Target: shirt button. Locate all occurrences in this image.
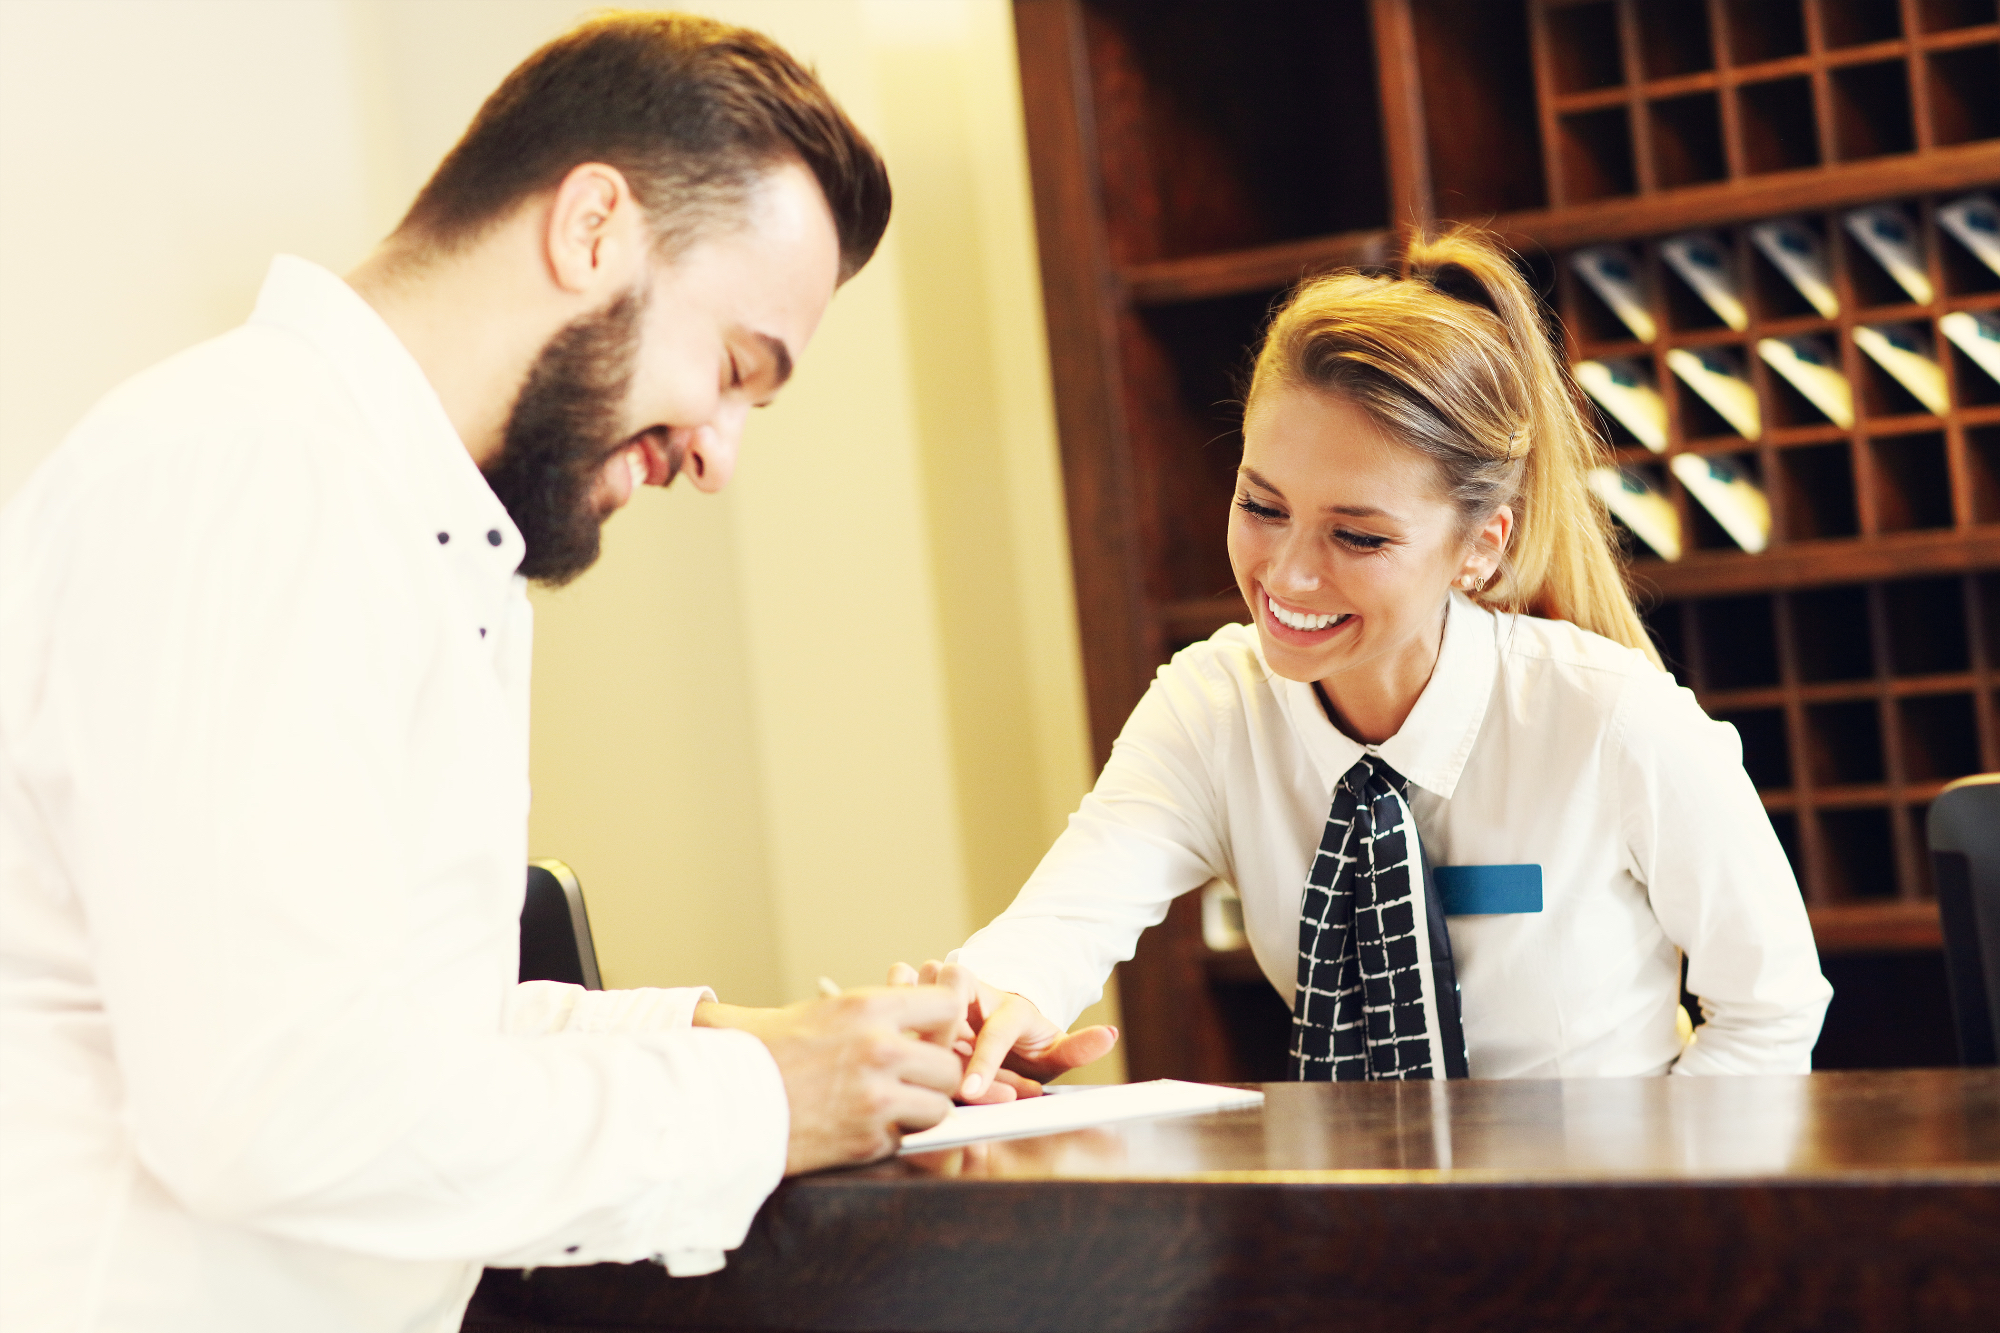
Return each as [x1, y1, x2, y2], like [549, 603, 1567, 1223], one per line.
[479, 627, 487, 639]
[436, 532, 449, 544]
[565, 1246, 580, 1254]
[487, 529, 502, 546]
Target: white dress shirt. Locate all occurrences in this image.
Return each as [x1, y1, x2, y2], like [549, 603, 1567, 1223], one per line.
[0, 257, 788, 1333]
[955, 595, 1832, 1078]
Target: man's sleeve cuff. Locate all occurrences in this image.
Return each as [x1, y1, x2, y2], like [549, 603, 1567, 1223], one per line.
[479, 1026, 787, 1273]
[635, 1026, 789, 1271]
[534, 1026, 788, 1271]
[505, 983, 719, 1036]
[569, 986, 718, 1033]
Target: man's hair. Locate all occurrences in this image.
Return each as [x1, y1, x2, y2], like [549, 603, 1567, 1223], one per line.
[396, 11, 890, 281]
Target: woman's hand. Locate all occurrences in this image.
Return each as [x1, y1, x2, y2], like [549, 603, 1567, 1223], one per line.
[885, 959, 1118, 1103]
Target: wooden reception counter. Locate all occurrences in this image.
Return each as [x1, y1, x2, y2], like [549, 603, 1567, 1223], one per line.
[463, 1070, 2000, 1333]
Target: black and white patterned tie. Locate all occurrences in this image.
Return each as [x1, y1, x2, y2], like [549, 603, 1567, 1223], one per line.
[1289, 755, 1468, 1081]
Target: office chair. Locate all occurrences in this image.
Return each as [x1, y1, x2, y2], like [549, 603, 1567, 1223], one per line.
[519, 859, 602, 989]
[1930, 774, 2000, 1066]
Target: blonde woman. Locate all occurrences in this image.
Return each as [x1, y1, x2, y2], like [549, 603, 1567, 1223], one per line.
[902, 227, 1831, 1096]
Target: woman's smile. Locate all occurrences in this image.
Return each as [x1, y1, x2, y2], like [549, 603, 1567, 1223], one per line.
[1261, 587, 1356, 642]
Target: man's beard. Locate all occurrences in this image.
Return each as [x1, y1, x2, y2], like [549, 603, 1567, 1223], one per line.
[482, 287, 647, 587]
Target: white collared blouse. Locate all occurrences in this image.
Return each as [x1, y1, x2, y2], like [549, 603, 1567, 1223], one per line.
[955, 594, 1832, 1078]
[0, 258, 787, 1333]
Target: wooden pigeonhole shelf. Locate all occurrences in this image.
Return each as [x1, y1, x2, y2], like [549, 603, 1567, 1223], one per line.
[1013, 0, 2000, 1082]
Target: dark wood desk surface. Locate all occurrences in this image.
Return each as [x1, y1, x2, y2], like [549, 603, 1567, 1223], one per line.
[465, 1070, 2000, 1333]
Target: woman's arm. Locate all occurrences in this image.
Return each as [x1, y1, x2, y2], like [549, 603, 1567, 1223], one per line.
[944, 648, 1241, 1071]
[1615, 674, 1833, 1074]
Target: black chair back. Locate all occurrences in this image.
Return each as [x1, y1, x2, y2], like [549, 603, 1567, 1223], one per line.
[1930, 775, 2000, 1066]
[519, 859, 602, 989]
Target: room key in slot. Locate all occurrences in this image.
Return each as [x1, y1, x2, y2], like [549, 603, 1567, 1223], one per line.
[1660, 232, 1748, 331]
[1571, 245, 1657, 342]
[1938, 193, 2000, 279]
[1843, 204, 1933, 305]
[1670, 454, 1770, 555]
[1758, 335, 1854, 428]
[1666, 347, 1761, 439]
[1853, 323, 1948, 416]
[1587, 466, 1682, 561]
[1748, 219, 1839, 318]
[1575, 359, 1668, 452]
[1940, 310, 2000, 387]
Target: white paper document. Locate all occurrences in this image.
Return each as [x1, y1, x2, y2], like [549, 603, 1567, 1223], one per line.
[1941, 310, 2000, 387]
[1661, 231, 1748, 331]
[1575, 358, 1669, 451]
[1588, 466, 1682, 561]
[1666, 346, 1762, 439]
[1844, 204, 1933, 305]
[1571, 244, 1657, 342]
[1938, 192, 2000, 278]
[1748, 218, 1839, 318]
[1853, 323, 1949, 415]
[1671, 453, 1771, 554]
[1758, 335, 1854, 428]
[898, 1079, 1265, 1154]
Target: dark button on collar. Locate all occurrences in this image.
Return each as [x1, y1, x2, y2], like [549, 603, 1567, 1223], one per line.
[486, 529, 502, 546]
[436, 532, 450, 544]
[478, 627, 487, 639]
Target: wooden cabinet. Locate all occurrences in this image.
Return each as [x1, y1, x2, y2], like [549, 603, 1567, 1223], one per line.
[1013, 0, 2000, 1081]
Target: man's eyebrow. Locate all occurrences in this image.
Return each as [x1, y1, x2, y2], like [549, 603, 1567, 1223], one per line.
[1238, 467, 1400, 521]
[757, 333, 794, 389]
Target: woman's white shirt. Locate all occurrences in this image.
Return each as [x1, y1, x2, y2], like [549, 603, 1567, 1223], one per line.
[953, 593, 1831, 1078]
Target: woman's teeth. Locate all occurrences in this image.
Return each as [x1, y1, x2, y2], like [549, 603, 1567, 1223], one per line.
[624, 447, 647, 492]
[1268, 595, 1348, 632]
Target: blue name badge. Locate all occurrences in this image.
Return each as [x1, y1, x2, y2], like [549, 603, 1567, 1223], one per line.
[1435, 864, 1543, 916]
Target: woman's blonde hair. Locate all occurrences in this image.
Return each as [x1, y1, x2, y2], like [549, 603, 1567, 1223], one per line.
[1245, 224, 1661, 668]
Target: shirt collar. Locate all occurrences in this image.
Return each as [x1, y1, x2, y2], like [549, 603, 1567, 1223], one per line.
[1264, 590, 1499, 801]
[246, 255, 524, 586]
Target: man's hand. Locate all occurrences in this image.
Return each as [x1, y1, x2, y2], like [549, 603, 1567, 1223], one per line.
[885, 960, 1117, 1103]
[695, 987, 967, 1175]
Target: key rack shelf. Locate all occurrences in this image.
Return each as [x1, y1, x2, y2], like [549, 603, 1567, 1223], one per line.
[1014, 0, 2000, 1082]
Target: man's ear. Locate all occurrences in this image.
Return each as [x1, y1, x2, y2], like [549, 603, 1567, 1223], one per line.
[544, 162, 643, 295]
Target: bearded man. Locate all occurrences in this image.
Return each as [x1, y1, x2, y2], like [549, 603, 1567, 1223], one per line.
[0, 14, 969, 1333]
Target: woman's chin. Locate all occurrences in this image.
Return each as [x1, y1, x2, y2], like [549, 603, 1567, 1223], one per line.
[1255, 622, 1342, 681]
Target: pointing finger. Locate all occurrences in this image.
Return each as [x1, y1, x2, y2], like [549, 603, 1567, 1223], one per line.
[961, 999, 1038, 1101]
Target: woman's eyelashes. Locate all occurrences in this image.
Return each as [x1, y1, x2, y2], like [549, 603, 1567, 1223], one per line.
[1236, 494, 1394, 552]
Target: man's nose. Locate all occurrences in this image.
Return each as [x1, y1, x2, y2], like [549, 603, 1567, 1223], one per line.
[680, 411, 743, 494]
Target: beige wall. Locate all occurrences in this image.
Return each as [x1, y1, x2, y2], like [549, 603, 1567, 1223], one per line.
[0, 0, 1123, 1077]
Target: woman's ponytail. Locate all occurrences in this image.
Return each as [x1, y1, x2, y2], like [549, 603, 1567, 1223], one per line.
[1249, 225, 1662, 668]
